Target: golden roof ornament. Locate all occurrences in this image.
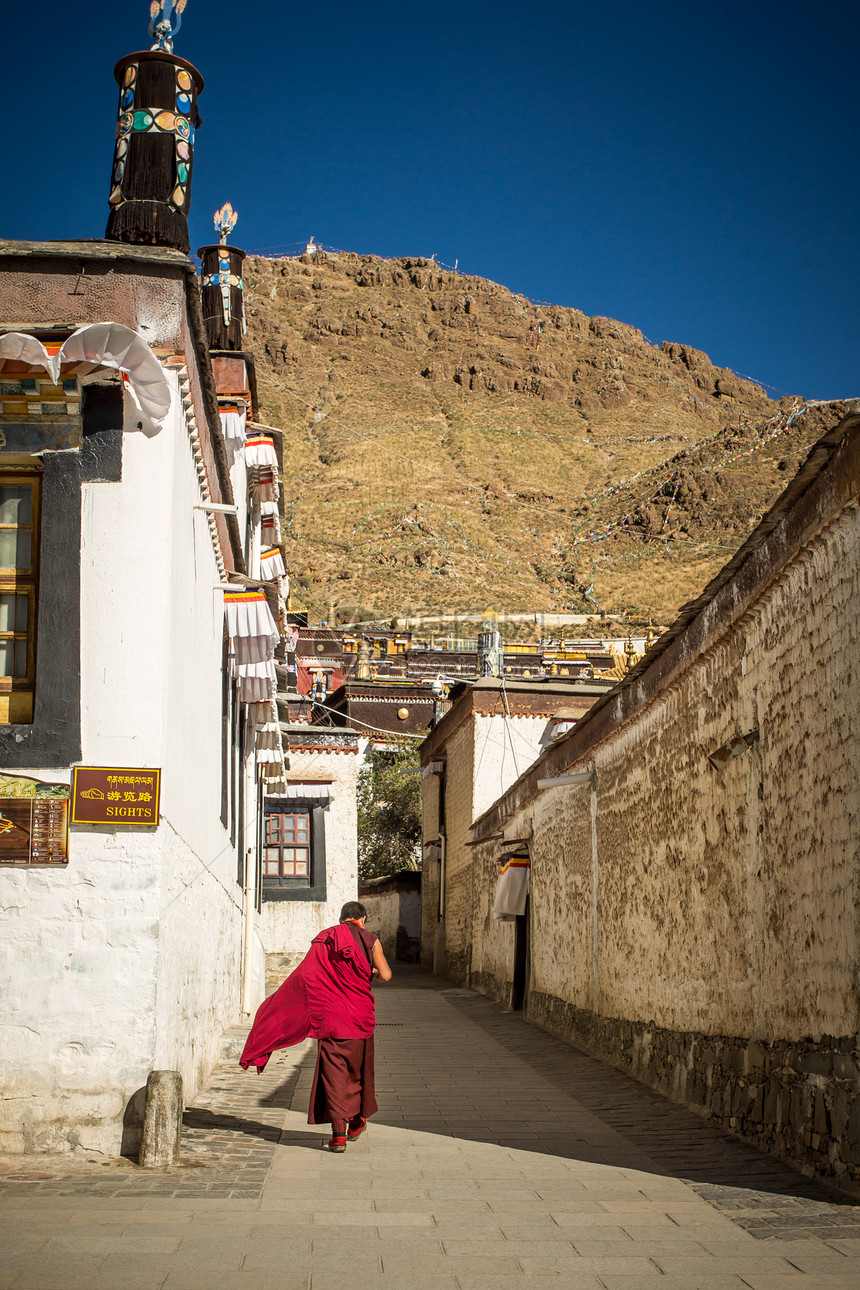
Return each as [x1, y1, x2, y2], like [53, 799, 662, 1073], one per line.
[356, 638, 371, 680]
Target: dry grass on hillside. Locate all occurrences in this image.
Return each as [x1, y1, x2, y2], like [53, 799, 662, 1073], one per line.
[244, 252, 847, 624]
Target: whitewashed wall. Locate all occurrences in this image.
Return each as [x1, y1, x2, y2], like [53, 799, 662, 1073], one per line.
[261, 748, 359, 992]
[472, 714, 551, 819]
[0, 371, 254, 1155]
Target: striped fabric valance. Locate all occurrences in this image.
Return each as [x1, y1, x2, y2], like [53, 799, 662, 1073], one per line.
[223, 588, 278, 642]
[245, 434, 279, 470]
[259, 546, 286, 579]
[219, 405, 246, 446]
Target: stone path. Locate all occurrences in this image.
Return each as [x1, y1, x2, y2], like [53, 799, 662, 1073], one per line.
[1, 969, 859, 1289]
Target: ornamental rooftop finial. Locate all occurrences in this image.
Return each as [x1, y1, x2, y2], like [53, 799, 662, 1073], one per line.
[214, 203, 239, 246]
[149, 0, 188, 53]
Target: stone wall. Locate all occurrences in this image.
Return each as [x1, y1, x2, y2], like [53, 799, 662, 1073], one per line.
[359, 870, 421, 963]
[467, 416, 860, 1190]
[420, 769, 443, 970]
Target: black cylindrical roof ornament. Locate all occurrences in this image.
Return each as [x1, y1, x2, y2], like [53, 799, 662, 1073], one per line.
[105, 3, 203, 254]
[199, 204, 246, 350]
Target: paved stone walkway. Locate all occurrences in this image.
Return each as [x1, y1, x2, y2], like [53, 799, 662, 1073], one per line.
[1, 969, 859, 1289]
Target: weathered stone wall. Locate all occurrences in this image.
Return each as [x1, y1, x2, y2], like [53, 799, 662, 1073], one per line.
[467, 498, 860, 1189]
[437, 719, 476, 985]
[420, 770, 442, 970]
[469, 842, 518, 1008]
[359, 871, 421, 963]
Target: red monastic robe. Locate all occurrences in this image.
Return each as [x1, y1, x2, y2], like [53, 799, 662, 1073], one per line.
[240, 923, 376, 1073]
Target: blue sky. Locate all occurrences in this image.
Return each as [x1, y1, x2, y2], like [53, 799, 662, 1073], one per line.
[3, 0, 856, 398]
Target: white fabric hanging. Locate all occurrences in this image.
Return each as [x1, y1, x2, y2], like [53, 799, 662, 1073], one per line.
[260, 514, 282, 545]
[60, 323, 171, 432]
[236, 659, 277, 683]
[220, 408, 247, 446]
[234, 635, 272, 666]
[249, 699, 278, 726]
[0, 333, 55, 371]
[252, 470, 279, 504]
[254, 726, 280, 751]
[279, 782, 332, 801]
[237, 674, 271, 703]
[0, 322, 171, 433]
[492, 855, 530, 922]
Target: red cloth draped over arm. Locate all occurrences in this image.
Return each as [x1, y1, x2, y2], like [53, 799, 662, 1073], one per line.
[239, 923, 376, 1072]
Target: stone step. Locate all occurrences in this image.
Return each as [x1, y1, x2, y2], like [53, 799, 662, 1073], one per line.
[218, 1024, 251, 1065]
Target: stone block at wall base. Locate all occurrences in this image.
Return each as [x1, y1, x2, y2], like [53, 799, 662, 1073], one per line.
[470, 971, 514, 1011]
[526, 989, 860, 1197]
[0, 1087, 130, 1158]
[265, 951, 305, 995]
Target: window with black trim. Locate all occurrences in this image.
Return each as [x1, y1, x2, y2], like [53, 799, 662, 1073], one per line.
[262, 797, 328, 902]
[264, 808, 311, 885]
[0, 474, 40, 725]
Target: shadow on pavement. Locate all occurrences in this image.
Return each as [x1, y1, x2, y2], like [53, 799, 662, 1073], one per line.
[371, 968, 857, 1213]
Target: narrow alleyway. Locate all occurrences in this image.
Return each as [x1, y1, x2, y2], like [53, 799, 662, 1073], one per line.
[1, 970, 858, 1290]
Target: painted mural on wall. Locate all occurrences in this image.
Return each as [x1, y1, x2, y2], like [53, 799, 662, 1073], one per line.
[0, 773, 70, 866]
[0, 377, 82, 453]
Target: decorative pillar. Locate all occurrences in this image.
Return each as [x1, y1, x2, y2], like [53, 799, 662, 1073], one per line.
[199, 204, 246, 350]
[105, 4, 203, 253]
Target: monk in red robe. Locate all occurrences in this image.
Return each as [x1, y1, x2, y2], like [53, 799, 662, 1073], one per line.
[240, 901, 392, 1152]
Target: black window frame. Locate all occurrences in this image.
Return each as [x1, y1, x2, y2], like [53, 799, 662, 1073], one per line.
[262, 796, 328, 902]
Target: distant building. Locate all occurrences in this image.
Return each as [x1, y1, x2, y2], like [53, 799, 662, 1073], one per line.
[284, 621, 628, 736]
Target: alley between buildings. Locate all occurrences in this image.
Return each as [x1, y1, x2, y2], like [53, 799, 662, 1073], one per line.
[1, 970, 858, 1290]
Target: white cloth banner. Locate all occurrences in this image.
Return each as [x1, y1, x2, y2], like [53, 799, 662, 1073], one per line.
[236, 659, 277, 683]
[234, 634, 272, 665]
[0, 323, 171, 433]
[220, 409, 247, 445]
[249, 699, 279, 726]
[252, 471, 279, 504]
[492, 857, 530, 922]
[237, 675, 271, 703]
[254, 726, 280, 751]
[259, 547, 286, 580]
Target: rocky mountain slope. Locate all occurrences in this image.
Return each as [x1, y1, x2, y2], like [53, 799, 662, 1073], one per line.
[244, 251, 847, 626]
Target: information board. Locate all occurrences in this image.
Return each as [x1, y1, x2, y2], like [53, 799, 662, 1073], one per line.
[0, 774, 70, 866]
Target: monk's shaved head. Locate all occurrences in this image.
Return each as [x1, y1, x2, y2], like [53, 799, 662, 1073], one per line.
[340, 901, 367, 922]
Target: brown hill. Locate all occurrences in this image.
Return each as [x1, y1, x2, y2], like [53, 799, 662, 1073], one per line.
[244, 251, 848, 626]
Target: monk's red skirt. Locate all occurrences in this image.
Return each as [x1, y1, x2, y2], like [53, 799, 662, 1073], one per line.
[308, 1036, 378, 1126]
